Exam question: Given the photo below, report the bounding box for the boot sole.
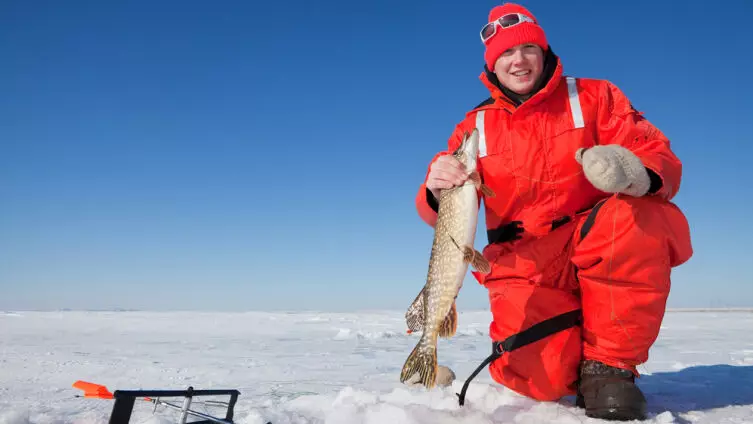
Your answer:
[586,406,646,421]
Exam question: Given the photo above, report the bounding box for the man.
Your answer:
[415,3,693,421]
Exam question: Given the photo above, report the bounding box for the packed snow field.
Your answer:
[1,310,752,424]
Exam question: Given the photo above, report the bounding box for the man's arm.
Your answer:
[594,81,683,199]
[415,123,468,227]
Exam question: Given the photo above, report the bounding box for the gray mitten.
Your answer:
[575,145,650,197]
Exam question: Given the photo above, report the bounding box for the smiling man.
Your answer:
[414,2,693,421]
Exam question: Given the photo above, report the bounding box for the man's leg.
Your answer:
[571,194,693,419]
[487,283,583,401]
[482,223,584,401]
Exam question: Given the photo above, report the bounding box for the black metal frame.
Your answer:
[109,386,240,424]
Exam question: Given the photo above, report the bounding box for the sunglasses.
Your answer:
[480,13,535,43]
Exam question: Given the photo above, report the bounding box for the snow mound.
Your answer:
[0,411,28,424]
[241,383,587,424]
[237,382,697,424]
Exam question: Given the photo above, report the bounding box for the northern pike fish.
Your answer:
[400,128,495,388]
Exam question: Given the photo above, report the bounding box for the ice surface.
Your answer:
[1,310,752,423]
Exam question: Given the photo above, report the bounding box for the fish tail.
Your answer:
[399,335,438,388]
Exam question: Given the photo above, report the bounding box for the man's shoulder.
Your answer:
[565,76,639,113]
[472,97,495,110]
[565,75,624,93]
[452,97,494,122]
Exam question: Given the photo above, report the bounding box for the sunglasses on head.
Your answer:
[480,13,535,43]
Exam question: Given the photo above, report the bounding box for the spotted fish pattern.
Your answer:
[400,129,494,388]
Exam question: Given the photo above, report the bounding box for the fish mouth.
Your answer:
[455,129,480,169]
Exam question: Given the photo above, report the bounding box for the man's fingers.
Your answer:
[432,159,468,178]
[435,156,467,173]
[427,177,458,191]
[427,173,469,191]
[448,157,468,173]
[427,155,471,192]
[434,169,467,184]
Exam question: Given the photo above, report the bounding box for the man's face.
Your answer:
[493,44,545,95]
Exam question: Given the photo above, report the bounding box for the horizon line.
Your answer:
[3,307,753,313]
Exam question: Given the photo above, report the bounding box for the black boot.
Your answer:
[577,360,647,421]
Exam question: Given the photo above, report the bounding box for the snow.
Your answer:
[1,310,752,424]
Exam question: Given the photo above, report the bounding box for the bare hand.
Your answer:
[426,155,468,199]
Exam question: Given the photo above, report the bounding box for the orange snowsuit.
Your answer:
[415,55,693,401]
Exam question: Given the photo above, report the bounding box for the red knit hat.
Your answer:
[483,3,548,71]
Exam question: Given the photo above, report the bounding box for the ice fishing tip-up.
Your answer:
[72,380,241,424]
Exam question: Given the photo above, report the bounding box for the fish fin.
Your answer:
[405,286,426,333]
[480,184,496,198]
[468,171,496,197]
[438,301,458,338]
[400,337,438,388]
[462,246,492,274]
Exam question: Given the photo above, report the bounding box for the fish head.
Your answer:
[452,129,480,173]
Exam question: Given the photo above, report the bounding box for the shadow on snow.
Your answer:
[639,364,753,414]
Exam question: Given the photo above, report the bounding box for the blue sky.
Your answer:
[1,0,751,311]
